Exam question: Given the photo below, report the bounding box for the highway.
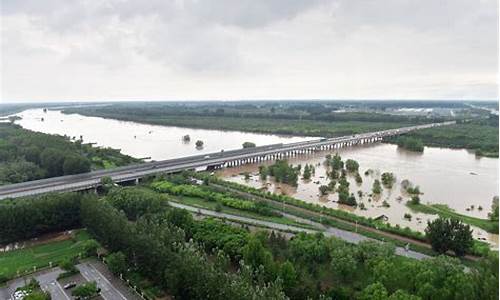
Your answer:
[0,121,454,200]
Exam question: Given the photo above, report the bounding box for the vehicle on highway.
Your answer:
[204,155,210,159]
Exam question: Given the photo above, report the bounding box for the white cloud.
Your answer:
[1,0,498,101]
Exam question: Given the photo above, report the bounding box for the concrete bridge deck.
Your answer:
[0,121,454,200]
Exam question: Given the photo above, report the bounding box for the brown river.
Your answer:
[217,143,499,248]
[13,109,499,248]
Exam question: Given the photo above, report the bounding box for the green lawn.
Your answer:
[407,203,498,234]
[0,230,91,280]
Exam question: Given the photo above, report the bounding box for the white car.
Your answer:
[12,290,28,300]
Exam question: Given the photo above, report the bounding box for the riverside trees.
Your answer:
[267,160,299,186]
[2,185,498,299]
[242,142,256,148]
[425,217,473,256]
[0,123,138,184]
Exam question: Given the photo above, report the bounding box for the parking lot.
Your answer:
[0,260,140,300]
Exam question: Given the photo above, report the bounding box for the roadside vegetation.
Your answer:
[203,173,492,257]
[85,186,498,300]
[0,123,140,185]
[0,181,497,299]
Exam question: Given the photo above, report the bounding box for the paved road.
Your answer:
[0,267,71,300]
[0,121,454,200]
[76,260,140,300]
[169,202,430,260]
[0,261,140,300]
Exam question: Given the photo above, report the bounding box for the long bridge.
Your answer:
[0,121,454,200]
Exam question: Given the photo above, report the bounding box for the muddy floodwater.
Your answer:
[12,108,499,248]
[14,109,313,160]
[217,144,499,248]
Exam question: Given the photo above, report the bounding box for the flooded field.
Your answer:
[217,143,499,247]
[12,108,499,247]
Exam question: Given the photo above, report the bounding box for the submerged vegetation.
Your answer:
[260,160,300,186]
[2,179,496,299]
[392,136,425,152]
[407,202,499,234]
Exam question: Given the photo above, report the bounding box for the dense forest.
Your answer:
[62,101,498,155]
[0,123,140,185]
[60,101,458,138]
[1,187,497,299]
[391,117,498,157]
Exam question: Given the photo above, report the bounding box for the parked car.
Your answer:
[63,282,76,289]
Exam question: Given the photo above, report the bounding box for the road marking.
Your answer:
[79,263,128,300]
[51,281,71,300]
[79,267,109,300]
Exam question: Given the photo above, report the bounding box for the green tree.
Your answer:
[242,236,274,273]
[359,282,389,300]
[302,164,312,180]
[40,148,65,177]
[395,137,424,152]
[330,246,357,279]
[319,185,329,195]
[489,196,499,221]
[59,257,77,273]
[330,153,344,170]
[388,290,421,300]
[372,179,382,194]
[24,292,51,300]
[345,159,359,172]
[106,251,127,275]
[409,195,420,205]
[82,239,100,257]
[195,140,204,148]
[242,142,256,148]
[259,165,269,180]
[425,217,473,256]
[166,208,194,238]
[279,260,297,292]
[381,173,396,188]
[268,160,299,186]
[63,154,91,175]
[72,282,100,299]
[355,172,363,184]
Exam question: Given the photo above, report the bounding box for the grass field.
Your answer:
[407,203,498,234]
[0,230,91,280]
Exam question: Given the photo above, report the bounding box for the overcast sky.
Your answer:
[1,0,498,102]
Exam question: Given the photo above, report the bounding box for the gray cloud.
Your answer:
[1,0,497,101]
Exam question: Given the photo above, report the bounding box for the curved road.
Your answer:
[169,202,430,260]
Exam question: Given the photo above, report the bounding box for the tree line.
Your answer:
[1,187,498,299]
[0,123,139,185]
